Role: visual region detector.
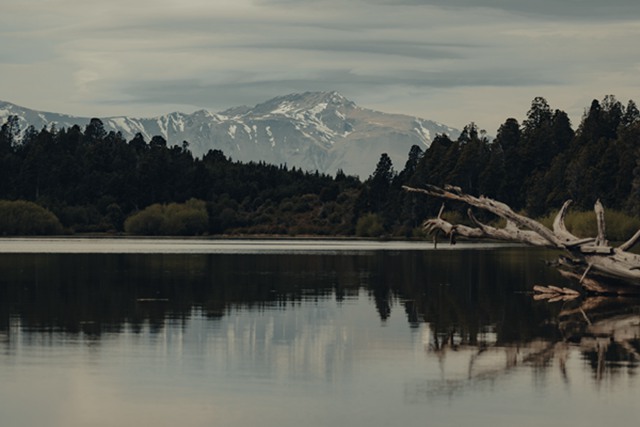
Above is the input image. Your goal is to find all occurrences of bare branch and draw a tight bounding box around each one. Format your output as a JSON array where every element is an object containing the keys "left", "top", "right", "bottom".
[
  {"left": 404, "top": 184, "right": 565, "bottom": 247},
  {"left": 404, "top": 184, "right": 640, "bottom": 294},
  {"left": 553, "top": 200, "right": 579, "bottom": 243},
  {"left": 594, "top": 199, "right": 608, "bottom": 247}
]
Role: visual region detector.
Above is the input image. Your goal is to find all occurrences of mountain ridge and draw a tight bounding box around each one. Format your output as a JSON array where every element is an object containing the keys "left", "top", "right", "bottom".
[{"left": 0, "top": 91, "right": 459, "bottom": 177}]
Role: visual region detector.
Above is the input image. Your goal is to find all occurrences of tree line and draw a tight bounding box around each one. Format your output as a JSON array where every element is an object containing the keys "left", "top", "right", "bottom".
[
  {"left": 1, "top": 94, "right": 639, "bottom": 236},
  {"left": 356, "top": 95, "right": 640, "bottom": 237},
  {"left": 0, "top": 117, "right": 360, "bottom": 235}
]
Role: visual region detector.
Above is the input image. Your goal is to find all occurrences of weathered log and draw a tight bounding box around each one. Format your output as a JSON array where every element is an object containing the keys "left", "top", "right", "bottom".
[
  {"left": 533, "top": 285, "right": 581, "bottom": 301},
  {"left": 403, "top": 184, "right": 640, "bottom": 294},
  {"left": 405, "top": 184, "right": 568, "bottom": 247}
]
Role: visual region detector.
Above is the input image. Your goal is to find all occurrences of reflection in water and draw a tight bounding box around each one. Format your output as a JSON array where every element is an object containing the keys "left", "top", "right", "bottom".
[
  {"left": 409, "top": 296, "right": 640, "bottom": 403},
  {"left": 560, "top": 297, "right": 640, "bottom": 381},
  {"left": 1, "top": 249, "right": 637, "bottom": 371},
  {"left": 0, "top": 245, "right": 638, "bottom": 426},
  {"left": 0, "top": 248, "right": 556, "bottom": 337}
]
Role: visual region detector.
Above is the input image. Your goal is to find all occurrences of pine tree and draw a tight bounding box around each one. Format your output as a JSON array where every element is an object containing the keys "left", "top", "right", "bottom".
[
  {"left": 494, "top": 118, "right": 522, "bottom": 208},
  {"left": 447, "top": 123, "right": 489, "bottom": 196}
]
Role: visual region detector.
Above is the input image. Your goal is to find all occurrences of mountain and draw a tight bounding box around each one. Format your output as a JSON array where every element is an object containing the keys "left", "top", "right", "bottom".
[{"left": 0, "top": 92, "right": 459, "bottom": 178}]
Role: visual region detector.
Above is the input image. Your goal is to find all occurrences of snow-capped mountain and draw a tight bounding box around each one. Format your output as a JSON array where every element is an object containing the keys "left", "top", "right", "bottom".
[{"left": 0, "top": 92, "right": 458, "bottom": 178}]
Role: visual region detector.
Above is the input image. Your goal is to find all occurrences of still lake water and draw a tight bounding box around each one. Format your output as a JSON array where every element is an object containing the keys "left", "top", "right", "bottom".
[{"left": 0, "top": 238, "right": 638, "bottom": 427}]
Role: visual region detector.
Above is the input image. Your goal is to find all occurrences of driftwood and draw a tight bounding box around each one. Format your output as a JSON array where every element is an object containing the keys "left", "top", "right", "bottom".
[
  {"left": 403, "top": 184, "right": 640, "bottom": 294},
  {"left": 532, "top": 285, "right": 580, "bottom": 302}
]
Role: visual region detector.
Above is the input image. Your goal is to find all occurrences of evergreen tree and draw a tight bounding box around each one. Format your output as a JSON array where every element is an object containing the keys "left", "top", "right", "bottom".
[
  {"left": 84, "top": 118, "right": 107, "bottom": 143},
  {"left": 411, "top": 133, "right": 455, "bottom": 188},
  {"left": 478, "top": 141, "right": 505, "bottom": 199},
  {"left": 622, "top": 100, "right": 640, "bottom": 128},
  {"left": 369, "top": 153, "right": 394, "bottom": 215},
  {"left": 618, "top": 121, "right": 640, "bottom": 212},
  {"left": 396, "top": 145, "right": 423, "bottom": 184},
  {"left": 521, "top": 97, "right": 554, "bottom": 174},
  {"left": 129, "top": 133, "right": 147, "bottom": 152},
  {"left": 392, "top": 145, "right": 425, "bottom": 234},
  {"left": 355, "top": 153, "right": 395, "bottom": 231},
  {"left": 567, "top": 96, "right": 623, "bottom": 209},
  {"left": 447, "top": 123, "right": 489, "bottom": 196},
  {"left": 494, "top": 118, "right": 522, "bottom": 208},
  {"left": 0, "top": 115, "right": 20, "bottom": 151},
  {"left": 0, "top": 115, "right": 22, "bottom": 198}
]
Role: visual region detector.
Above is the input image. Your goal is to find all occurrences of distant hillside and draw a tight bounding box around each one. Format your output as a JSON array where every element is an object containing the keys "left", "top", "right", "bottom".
[{"left": 0, "top": 92, "right": 458, "bottom": 177}]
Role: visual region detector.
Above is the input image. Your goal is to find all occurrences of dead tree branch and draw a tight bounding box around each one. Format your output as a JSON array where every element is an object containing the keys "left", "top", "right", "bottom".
[{"left": 403, "top": 184, "right": 640, "bottom": 293}]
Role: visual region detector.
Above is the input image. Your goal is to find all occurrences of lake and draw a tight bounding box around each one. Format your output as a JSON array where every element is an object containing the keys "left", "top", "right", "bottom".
[{"left": 0, "top": 238, "right": 638, "bottom": 427}]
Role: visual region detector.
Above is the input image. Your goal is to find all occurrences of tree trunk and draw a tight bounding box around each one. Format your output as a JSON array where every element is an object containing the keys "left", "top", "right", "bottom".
[{"left": 403, "top": 184, "right": 640, "bottom": 294}]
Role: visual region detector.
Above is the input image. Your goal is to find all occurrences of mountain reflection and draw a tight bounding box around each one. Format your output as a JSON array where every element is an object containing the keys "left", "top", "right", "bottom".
[{"left": 0, "top": 248, "right": 638, "bottom": 383}]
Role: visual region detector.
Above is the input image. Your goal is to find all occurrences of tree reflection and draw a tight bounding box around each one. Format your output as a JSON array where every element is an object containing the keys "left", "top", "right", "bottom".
[
  {"left": 560, "top": 297, "right": 640, "bottom": 382},
  {"left": 405, "top": 295, "right": 640, "bottom": 402},
  {"left": 0, "top": 247, "right": 637, "bottom": 385}
]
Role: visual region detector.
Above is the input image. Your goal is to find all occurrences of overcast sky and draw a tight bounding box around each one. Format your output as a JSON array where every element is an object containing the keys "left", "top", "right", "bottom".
[{"left": 3, "top": 0, "right": 640, "bottom": 133}]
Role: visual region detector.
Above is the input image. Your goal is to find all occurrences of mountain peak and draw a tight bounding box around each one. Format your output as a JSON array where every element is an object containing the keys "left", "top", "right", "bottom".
[
  {"left": 242, "top": 91, "right": 355, "bottom": 118},
  {"left": 282, "top": 90, "right": 353, "bottom": 107},
  {"left": 0, "top": 93, "right": 459, "bottom": 177}
]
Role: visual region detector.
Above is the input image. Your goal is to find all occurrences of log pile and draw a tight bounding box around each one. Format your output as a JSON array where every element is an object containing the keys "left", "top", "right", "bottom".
[{"left": 403, "top": 184, "right": 640, "bottom": 294}]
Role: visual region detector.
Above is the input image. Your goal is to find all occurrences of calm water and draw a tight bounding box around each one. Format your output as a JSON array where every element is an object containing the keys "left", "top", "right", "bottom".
[{"left": 0, "top": 239, "right": 638, "bottom": 427}]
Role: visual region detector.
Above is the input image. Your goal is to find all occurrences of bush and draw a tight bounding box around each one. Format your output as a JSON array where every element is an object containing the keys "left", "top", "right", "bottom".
[
  {"left": 411, "top": 226, "right": 428, "bottom": 239},
  {"left": 355, "top": 213, "right": 385, "bottom": 237},
  {"left": 124, "top": 199, "right": 208, "bottom": 236},
  {"left": 0, "top": 200, "right": 63, "bottom": 235}
]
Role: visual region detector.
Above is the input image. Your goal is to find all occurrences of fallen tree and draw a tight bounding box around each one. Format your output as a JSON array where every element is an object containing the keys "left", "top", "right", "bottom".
[{"left": 403, "top": 184, "right": 640, "bottom": 294}]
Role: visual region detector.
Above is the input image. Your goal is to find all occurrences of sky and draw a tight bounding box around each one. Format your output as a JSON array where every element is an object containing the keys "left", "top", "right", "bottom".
[{"left": 2, "top": 0, "right": 640, "bottom": 134}]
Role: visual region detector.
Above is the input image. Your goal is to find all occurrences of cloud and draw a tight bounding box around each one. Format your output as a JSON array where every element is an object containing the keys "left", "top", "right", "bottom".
[
  {"left": 266, "top": 0, "right": 640, "bottom": 20},
  {"left": 402, "top": 0, "right": 640, "bottom": 19},
  {"left": 2, "top": 0, "right": 640, "bottom": 133}
]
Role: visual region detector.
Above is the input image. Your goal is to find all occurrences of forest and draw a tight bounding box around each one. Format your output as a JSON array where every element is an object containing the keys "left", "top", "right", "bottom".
[{"left": 1, "top": 94, "right": 640, "bottom": 237}]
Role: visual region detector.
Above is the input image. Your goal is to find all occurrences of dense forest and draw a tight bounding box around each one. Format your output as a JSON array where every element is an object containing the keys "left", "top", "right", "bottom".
[{"left": 1, "top": 94, "right": 640, "bottom": 237}]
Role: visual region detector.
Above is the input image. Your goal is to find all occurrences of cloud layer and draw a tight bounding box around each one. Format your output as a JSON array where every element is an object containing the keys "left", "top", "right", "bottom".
[{"left": 2, "top": 0, "right": 640, "bottom": 132}]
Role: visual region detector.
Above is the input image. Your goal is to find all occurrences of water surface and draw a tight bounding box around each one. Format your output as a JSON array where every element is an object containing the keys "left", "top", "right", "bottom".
[{"left": 0, "top": 239, "right": 638, "bottom": 427}]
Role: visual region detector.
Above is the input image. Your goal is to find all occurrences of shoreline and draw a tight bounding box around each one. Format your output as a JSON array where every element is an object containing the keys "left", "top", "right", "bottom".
[{"left": 0, "top": 236, "right": 524, "bottom": 254}]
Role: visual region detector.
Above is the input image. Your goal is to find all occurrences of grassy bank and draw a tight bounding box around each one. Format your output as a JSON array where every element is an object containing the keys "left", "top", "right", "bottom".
[{"left": 538, "top": 208, "right": 640, "bottom": 242}]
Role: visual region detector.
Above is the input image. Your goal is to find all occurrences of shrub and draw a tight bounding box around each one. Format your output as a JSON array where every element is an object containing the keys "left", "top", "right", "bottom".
[
  {"left": 411, "top": 226, "right": 428, "bottom": 239},
  {"left": 124, "top": 204, "right": 164, "bottom": 235},
  {"left": 0, "top": 200, "right": 63, "bottom": 235},
  {"left": 124, "top": 199, "right": 208, "bottom": 236},
  {"left": 355, "top": 213, "right": 384, "bottom": 237}
]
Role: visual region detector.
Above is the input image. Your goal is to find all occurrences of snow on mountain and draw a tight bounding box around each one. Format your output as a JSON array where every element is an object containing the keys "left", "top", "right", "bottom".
[{"left": 0, "top": 92, "right": 459, "bottom": 178}]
